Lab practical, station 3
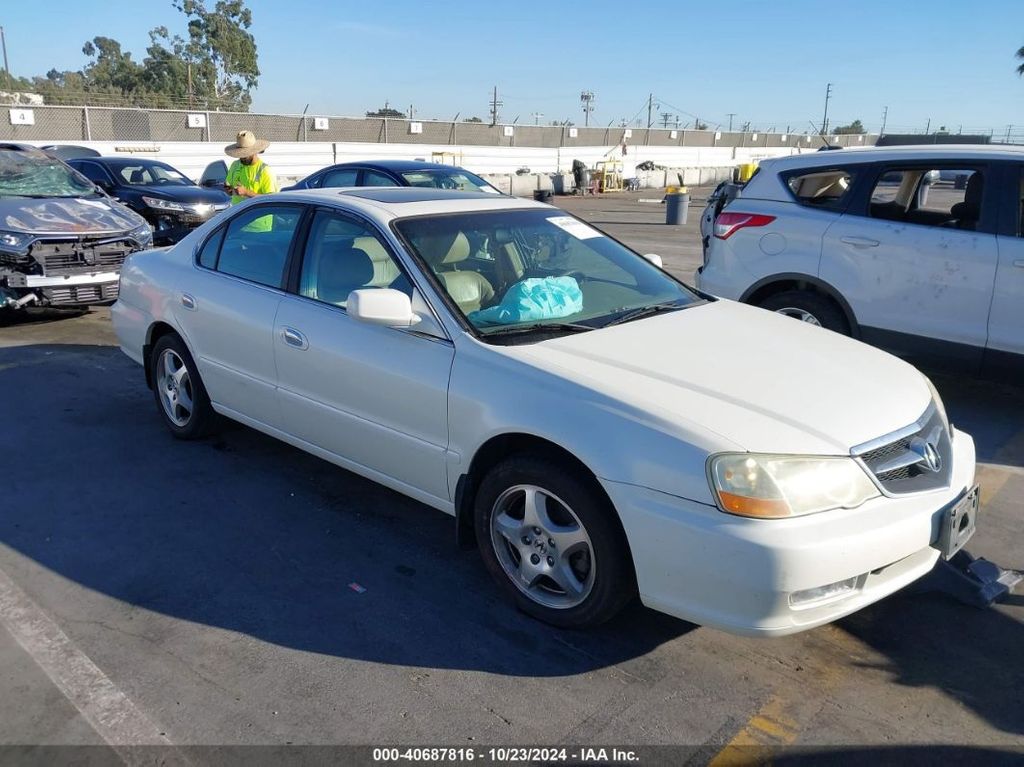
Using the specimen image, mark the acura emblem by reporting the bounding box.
[910,436,942,473]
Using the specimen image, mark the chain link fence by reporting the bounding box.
[0,104,880,149]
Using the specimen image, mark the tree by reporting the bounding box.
[463,116,483,122]
[1017,44,1024,75]
[8,0,259,110]
[834,119,866,135]
[695,121,708,130]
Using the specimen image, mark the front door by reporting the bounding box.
[820,163,998,365]
[273,208,454,504]
[176,203,303,428]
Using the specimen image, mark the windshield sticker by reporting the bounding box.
[547,216,601,240]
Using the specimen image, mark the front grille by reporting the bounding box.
[853,405,952,495]
[30,237,135,276]
[44,281,119,305]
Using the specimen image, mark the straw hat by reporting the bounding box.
[224,130,270,158]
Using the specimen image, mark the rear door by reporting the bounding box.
[177,203,305,428]
[989,162,1024,370]
[820,161,998,365]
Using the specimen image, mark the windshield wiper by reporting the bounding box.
[481,322,595,338]
[602,302,687,328]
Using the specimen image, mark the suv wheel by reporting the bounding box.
[150,334,216,439]
[758,290,850,335]
[474,455,636,628]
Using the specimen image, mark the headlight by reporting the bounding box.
[0,230,33,256]
[709,453,880,519]
[923,376,950,432]
[142,196,185,212]
[129,223,154,247]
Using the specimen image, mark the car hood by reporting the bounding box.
[128,185,230,204]
[509,299,931,455]
[0,195,145,235]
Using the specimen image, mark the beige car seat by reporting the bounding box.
[419,232,495,313]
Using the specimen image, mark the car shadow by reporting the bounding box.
[834,587,1024,737]
[0,343,695,678]
[0,306,89,327]
[929,372,1024,469]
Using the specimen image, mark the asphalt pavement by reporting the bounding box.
[0,191,1021,764]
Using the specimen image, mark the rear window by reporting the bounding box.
[784,168,855,209]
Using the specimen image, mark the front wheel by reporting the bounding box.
[474,455,636,628]
[150,334,216,439]
[758,290,850,335]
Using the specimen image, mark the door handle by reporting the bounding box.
[1014,260,1024,268]
[180,293,196,310]
[840,236,880,248]
[281,327,309,350]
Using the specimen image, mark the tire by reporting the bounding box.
[474,454,636,628]
[149,334,216,439]
[757,290,850,335]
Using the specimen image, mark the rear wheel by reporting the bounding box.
[150,334,216,439]
[474,455,636,628]
[758,290,850,335]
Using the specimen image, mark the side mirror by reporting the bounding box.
[642,253,664,269]
[201,178,224,188]
[348,288,421,327]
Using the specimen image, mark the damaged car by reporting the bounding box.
[0,143,153,312]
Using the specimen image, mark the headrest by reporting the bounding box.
[317,246,374,304]
[964,173,983,208]
[129,169,146,183]
[417,231,470,265]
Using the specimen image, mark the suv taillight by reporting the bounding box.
[713,212,776,240]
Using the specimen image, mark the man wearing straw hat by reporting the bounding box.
[223,130,277,205]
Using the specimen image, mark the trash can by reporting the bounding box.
[665,190,689,225]
[534,189,552,202]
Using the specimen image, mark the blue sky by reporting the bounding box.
[4,0,1024,133]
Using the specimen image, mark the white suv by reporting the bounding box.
[696,145,1024,376]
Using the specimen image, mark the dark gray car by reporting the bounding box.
[0,143,153,311]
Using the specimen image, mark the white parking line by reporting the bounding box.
[0,564,178,760]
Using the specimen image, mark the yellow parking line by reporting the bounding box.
[707,695,798,766]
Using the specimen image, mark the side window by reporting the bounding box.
[75,162,111,185]
[298,210,409,307]
[197,227,226,269]
[215,205,301,288]
[363,170,400,187]
[785,168,854,209]
[320,168,359,187]
[868,167,984,229]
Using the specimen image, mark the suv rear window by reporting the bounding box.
[784,169,855,209]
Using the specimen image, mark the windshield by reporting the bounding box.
[400,169,499,194]
[0,149,96,198]
[395,209,701,339]
[112,161,192,186]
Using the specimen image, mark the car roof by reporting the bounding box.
[276,187,543,218]
[327,159,477,173]
[763,143,1024,171]
[81,157,174,167]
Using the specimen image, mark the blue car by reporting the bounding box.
[283,159,503,194]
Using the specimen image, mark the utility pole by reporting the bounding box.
[727,113,736,132]
[488,86,502,126]
[660,111,672,129]
[925,117,931,134]
[880,106,888,135]
[0,27,9,92]
[580,90,595,127]
[408,104,414,119]
[532,112,543,125]
[647,93,654,130]
[1006,125,1013,143]
[820,82,832,134]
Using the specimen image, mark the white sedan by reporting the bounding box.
[111,187,978,636]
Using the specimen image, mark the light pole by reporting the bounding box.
[820,82,833,135]
[580,91,595,127]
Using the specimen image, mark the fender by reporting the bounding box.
[739,272,861,339]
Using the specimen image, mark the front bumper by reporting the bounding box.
[603,428,977,637]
